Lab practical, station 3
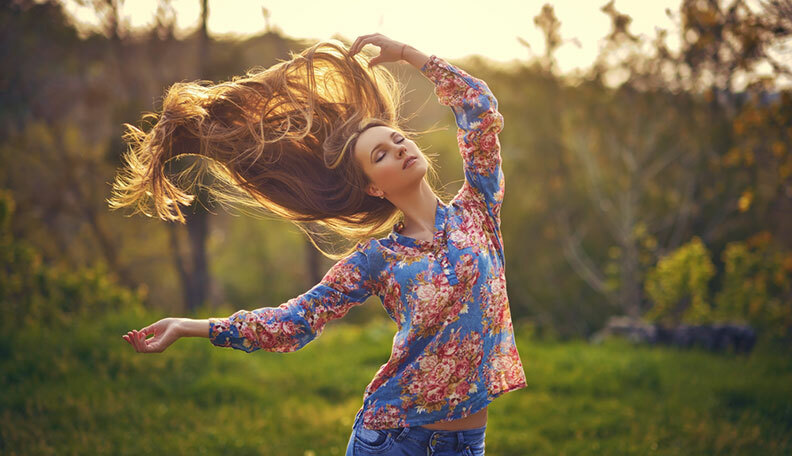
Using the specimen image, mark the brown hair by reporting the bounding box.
[107,39,445,259]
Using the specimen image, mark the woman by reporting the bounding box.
[116,33,527,456]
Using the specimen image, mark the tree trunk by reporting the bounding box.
[306,240,322,286]
[175,0,212,312]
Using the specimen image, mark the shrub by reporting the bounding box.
[0,189,145,332]
[644,236,715,326]
[713,231,792,341]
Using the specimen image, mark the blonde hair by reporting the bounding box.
[107,39,444,259]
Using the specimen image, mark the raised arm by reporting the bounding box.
[419,54,506,230]
[348,35,505,229]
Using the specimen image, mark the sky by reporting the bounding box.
[57,0,787,86]
[59,0,684,75]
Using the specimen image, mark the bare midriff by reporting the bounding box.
[419,405,487,431]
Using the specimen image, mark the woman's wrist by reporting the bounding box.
[177,318,210,338]
[401,44,430,71]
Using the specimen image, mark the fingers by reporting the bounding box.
[124,323,169,353]
[128,329,145,352]
[349,35,366,55]
[123,328,157,353]
[350,33,379,56]
[132,329,143,352]
[125,330,135,350]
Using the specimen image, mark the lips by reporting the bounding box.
[403,156,417,169]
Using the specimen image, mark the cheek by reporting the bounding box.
[371,163,400,181]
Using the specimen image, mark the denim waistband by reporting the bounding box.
[352,407,486,451]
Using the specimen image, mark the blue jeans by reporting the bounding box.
[345,408,486,455]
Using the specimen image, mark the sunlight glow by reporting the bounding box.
[58,0,684,76]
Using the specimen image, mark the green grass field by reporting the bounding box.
[1,306,790,455]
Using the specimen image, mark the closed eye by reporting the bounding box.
[376,137,405,162]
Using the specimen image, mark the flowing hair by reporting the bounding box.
[107,39,445,259]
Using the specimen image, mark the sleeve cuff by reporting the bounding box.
[420,55,446,81]
[208,317,228,346]
[420,54,437,73]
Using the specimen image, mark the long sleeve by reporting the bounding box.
[420,55,506,230]
[208,249,374,353]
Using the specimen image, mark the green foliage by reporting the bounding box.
[644,236,716,326]
[644,233,792,342]
[0,189,146,332]
[713,232,792,341]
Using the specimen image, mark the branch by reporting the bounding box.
[553,208,612,300]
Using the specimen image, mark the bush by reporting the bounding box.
[0,189,146,333]
[713,231,792,341]
[644,236,715,326]
[643,233,792,343]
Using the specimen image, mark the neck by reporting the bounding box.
[391,179,438,234]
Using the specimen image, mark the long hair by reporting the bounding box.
[107,39,445,260]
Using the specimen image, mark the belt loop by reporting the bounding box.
[394,425,410,442]
[427,432,440,455]
[455,430,465,452]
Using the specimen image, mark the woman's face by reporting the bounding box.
[353,125,426,199]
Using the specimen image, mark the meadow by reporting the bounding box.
[1,306,790,456]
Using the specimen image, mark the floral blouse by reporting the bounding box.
[209,55,527,430]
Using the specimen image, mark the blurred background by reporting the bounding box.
[1,0,791,454]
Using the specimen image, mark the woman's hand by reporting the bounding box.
[122,317,183,354]
[348,33,408,68]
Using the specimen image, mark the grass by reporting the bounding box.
[1,306,790,455]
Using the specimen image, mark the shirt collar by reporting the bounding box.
[388,197,447,250]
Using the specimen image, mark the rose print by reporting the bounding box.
[484,339,527,399]
[448,229,468,247]
[454,359,471,378]
[398,328,484,416]
[407,268,460,339]
[363,401,407,429]
[416,283,437,302]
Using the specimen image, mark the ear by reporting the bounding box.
[366,183,384,198]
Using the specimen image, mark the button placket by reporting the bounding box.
[433,227,459,286]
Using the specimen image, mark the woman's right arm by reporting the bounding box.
[124,248,374,354]
[207,249,373,353]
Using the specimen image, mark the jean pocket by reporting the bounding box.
[354,427,395,452]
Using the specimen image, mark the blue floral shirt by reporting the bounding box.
[209,55,527,430]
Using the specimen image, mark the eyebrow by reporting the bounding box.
[370,131,398,163]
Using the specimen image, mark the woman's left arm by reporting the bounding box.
[349,34,504,228]
[420,55,506,231]
[348,33,429,70]
[401,44,431,71]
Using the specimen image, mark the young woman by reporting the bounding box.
[116,33,527,456]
